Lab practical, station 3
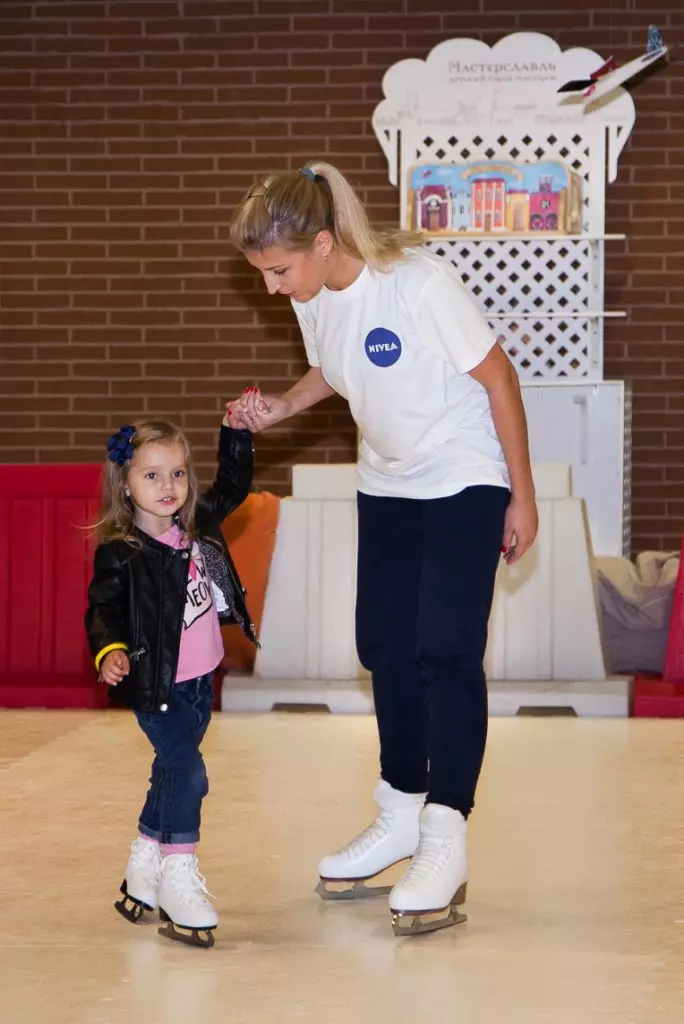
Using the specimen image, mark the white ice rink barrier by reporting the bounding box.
[222,464,629,717]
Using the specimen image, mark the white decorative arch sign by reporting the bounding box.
[372,32,636,189]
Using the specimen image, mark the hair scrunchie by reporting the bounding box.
[107,425,136,466]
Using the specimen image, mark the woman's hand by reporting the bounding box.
[223,403,250,429]
[99,650,130,686]
[502,496,538,565]
[227,386,292,433]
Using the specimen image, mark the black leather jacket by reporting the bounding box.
[85,426,257,713]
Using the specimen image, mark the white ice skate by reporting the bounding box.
[114,836,162,924]
[389,803,468,936]
[157,853,218,948]
[316,779,426,901]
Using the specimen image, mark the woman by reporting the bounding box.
[228,162,538,936]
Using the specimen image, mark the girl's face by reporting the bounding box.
[244,233,331,303]
[126,440,189,535]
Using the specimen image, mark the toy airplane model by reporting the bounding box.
[558,25,668,107]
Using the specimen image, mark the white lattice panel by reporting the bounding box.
[495,314,593,380]
[428,235,598,379]
[403,125,606,380]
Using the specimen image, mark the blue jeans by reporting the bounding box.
[135,674,214,845]
[356,486,509,818]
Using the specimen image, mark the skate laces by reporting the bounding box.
[129,838,161,883]
[332,811,393,858]
[164,856,215,906]
[401,835,453,884]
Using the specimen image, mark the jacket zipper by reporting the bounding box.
[155,550,166,709]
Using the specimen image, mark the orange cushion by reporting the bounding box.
[219,491,280,673]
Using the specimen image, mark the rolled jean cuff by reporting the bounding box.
[138,821,200,845]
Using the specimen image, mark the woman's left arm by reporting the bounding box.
[469,344,538,565]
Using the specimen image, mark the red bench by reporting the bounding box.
[0,464,108,708]
[633,534,684,717]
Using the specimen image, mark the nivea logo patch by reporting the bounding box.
[364,327,402,367]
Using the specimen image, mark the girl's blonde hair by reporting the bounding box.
[95,420,199,545]
[229,161,424,268]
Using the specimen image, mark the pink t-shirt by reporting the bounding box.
[156,525,224,683]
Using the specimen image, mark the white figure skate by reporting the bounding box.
[114,836,162,924]
[389,803,468,936]
[157,853,218,948]
[316,780,426,900]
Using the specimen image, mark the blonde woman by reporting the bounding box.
[229,163,538,936]
[85,415,256,947]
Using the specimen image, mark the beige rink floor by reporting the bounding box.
[1,709,684,1024]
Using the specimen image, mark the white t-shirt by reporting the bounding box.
[291,247,510,500]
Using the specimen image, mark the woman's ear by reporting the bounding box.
[314,230,334,260]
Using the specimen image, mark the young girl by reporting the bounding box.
[228,162,538,936]
[85,413,256,948]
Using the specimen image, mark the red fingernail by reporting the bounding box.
[243,386,250,394]
[501,546,508,554]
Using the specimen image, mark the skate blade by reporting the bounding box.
[316,860,409,901]
[114,880,154,924]
[390,884,468,938]
[158,909,215,948]
[316,878,394,901]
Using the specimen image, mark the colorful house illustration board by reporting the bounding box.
[471,177,506,232]
[413,183,452,232]
[409,161,583,236]
[506,190,530,232]
[452,190,471,231]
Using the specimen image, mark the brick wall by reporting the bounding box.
[0,0,682,551]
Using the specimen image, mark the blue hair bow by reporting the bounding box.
[107,424,136,466]
[300,167,316,182]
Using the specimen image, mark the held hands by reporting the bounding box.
[502,495,538,566]
[225,386,292,433]
[99,650,130,686]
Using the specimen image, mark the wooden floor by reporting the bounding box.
[2,709,684,1023]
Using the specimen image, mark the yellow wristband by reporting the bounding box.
[94,643,129,672]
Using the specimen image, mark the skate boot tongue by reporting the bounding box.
[130,837,162,876]
[420,803,467,838]
[373,779,426,810]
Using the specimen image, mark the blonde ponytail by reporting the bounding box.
[229,161,423,269]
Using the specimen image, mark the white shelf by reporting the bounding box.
[426,233,626,242]
[487,310,626,320]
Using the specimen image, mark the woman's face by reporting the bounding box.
[244,233,331,303]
